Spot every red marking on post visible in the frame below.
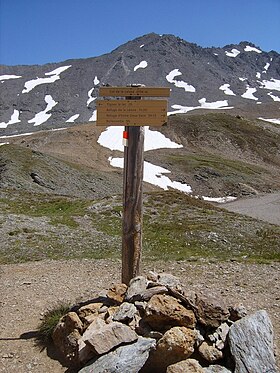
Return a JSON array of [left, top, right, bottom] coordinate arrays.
[[123, 131, 129, 139]]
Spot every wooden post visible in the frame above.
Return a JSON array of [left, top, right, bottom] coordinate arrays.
[[122, 122, 145, 285]]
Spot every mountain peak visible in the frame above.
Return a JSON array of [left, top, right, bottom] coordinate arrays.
[[0, 33, 279, 136]]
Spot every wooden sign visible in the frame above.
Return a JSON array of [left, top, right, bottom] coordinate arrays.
[[99, 86, 170, 97], [96, 99, 167, 126]]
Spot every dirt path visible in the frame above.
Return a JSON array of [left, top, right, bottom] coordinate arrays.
[[223, 192, 280, 226], [0, 259, 279, 372]]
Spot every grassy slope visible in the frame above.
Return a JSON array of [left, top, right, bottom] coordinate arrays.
[[0, 189, 279, 264], [146, 113, 280, 196], [1, 113, 280, 265]]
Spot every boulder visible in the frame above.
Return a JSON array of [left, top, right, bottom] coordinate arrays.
[[207, 322, 230, 350], [157, 272, 182, 289], [77, 303, 103, 320], [52, 311, 83, 364], [107, 283, 127, 304], [166, 358, 204, 372], [81, 318, 138, 355], [133, 285, 169, 302], [78, 336, 156, 373], [195, 293, 230, 328], [77, 303, 104, 325], [78, 339, 96, 365], [147, 326, 196, 371], [125, 276, 147, 302], [144, 294, 196, 331], [112, 302, 137, 323], [203, 365, 232, 372], [198, 341, 223, 363], [228, 310, 277, 373], [228, 303, 247, 322]]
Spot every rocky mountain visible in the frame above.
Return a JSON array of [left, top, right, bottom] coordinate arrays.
[[1, 33, 280, 136]]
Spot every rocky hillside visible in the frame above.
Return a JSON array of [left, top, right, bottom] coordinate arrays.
[[1, 113, 280, 199], [1, 33, 280, 136]]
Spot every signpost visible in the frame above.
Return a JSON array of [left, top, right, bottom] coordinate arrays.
[[97, 86, 170, 284], [97, 100, 167, 126]]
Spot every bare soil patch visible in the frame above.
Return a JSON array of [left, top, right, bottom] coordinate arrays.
[[0, 259, 279, 372]]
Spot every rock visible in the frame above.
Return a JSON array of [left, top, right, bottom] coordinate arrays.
[[135, 285, 169, 302], [228, 310, 277, 373], [78, 336, 156, 373], [147, 326, 196, 371], [144, 294, 196, 331], [168, 288, 197, 310], [166, 358, 204, 372], [82, 318, 138, 355], [207, 322, 230, 350], [195, 293, 230, 328], [107, 283, 127, 304], [147, 270, 158, 282], [105, 305, 119, 321], [203, 365, 232, 372], [198, 341, 223, 362], [134, 301, 147, 313], [229, 303, 247, 321], [157, 273, 182, 289], [77, 303, 103, 324], [78, 339, 96, 365], [113, 302, 137, 322], [125, 276, 148, 302], [52, 312, 83, 364]]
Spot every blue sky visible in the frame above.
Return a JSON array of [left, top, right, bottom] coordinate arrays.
[[0, 0, 279, 66]]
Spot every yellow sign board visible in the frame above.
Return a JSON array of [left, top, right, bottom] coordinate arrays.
[[99, 86, 170, 97], [96, 99, 167, 126]]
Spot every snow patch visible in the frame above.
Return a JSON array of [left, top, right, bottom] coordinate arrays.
[[239, 77, 247, 82], [66, 114, 80, 123], [168, 99, 232, 115], [0, 109, 21, 128], [93, 76, 100, 85], [225, 49, 240, 58], [98, 126, 189, 193], [241, 87, 258, 101], [28, 95, 58, 126], [0, 74, 22, 81], [166, 69, 196, 92], [268, 92, 280, 102], [259, 78, 280, 92], [219, 84, 236, 96], [97, 126, 183, 152], [0, 142, 9, 146], [263, 63, 270, 72], [87, 88, 97, 106], [259, 117, 280, 125], [108, 157, 192, 193], [89, 110, 97, 122], [134, 61, 148, 71], [256, 72, 261, 79], [140, 44, 144, 48], [244, 45, 262, 53], [22, 65, 71, 93], [202, 196, 237, 203]]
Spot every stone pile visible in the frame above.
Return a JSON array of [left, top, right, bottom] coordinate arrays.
[[52, 272, 278, 373]]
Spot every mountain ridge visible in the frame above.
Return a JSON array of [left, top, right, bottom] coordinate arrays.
[[1, 33, 279, 136]]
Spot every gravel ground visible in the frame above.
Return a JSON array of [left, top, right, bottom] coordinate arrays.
[[0, 259, 279, 372]]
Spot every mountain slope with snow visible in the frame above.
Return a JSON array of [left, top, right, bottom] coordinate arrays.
[[1, 112, 280, 199], [1, 33, 280, 136]]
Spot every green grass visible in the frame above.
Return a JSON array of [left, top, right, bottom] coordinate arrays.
[[36, 303, 71, 346], [0, 190, 279, 264], [1, 193, 90, 228]]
